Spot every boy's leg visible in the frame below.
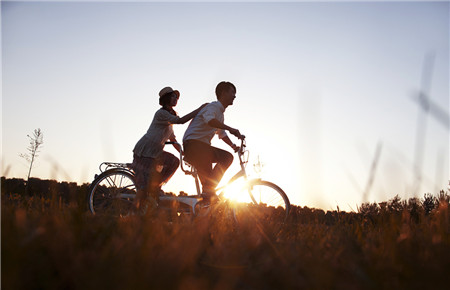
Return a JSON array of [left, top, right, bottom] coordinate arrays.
[[210, 148, 233, 190], [183, 140, 214, 193], [183, 140, 233, 195]]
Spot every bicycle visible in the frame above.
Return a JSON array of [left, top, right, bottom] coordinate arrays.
[[87, 137, 290, 222]]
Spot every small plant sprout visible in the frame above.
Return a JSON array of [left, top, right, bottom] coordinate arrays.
[[20, 128, 44, 182]]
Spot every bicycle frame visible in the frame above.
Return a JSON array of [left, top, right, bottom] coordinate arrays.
[[215, 140, 251, 197], [90, 136, 289, 218], [93, 138, 250, 214], [167, 137, 250, 196], [155, 138, 249, 214]]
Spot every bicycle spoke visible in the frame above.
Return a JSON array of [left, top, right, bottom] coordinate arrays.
[[88, 169, 137, 216], [233, 180, 290, 223]]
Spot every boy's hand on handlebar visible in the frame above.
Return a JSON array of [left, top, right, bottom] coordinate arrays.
[[231, 144, 240, 153], [229, 128, 243, 139]]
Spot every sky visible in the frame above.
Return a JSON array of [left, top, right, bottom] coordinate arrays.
[[2, 0, 449, 211]]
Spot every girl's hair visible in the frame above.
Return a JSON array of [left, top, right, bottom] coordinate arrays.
[[215, 81, 236, 99], [159, 92, 176, 106]]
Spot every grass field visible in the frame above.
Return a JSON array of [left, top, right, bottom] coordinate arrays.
[[2, 182, 449, 289]]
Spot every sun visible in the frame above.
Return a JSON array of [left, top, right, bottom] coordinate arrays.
[[220, 178, 254, 204]]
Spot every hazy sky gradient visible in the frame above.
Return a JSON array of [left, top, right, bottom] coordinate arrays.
[[2, 1, 449, 210]]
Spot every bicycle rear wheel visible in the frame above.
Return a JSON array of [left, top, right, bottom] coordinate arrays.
[[233, 179, 290, 223], [88, 168, 136, 216]]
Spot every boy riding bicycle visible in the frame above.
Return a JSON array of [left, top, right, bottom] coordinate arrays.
[[183, 81, 243, 202]]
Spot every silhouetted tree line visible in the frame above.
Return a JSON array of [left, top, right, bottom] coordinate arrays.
[[2, 177, 448, 224], [1, 177, 89, 205], [288, 191, 449, 226], [289, 205, 359, 225]]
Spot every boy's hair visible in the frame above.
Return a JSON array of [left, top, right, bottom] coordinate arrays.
[[215, 81, 236, 99]]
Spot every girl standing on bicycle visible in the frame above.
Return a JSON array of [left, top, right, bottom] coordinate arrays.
[[132, 86, 206, 210]]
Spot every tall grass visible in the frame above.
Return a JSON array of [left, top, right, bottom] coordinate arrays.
[[2, 186, 449, 289]]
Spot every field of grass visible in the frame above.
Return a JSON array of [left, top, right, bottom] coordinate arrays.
[[2, 179, 449, 289]]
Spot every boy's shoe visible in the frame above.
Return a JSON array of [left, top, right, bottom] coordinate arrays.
[[149, 188, 165, 198], [201, 192, 219, 204], [123, 204, 147, 217]]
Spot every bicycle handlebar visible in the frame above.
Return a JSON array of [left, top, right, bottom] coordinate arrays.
[[165, 135, 247, 175], [165, 135, 246, 157], [238, 135, 246, 155]]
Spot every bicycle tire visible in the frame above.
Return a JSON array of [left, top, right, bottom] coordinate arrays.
[[233, 179, 290, 223], [88, 168, 137, 216]]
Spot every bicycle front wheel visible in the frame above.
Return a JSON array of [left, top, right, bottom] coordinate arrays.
[[88, 168, 136, 216], [234, 179, 290, 223]]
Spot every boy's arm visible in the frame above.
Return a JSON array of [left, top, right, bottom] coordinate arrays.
[[207, 119, 242, 139], [221, 135, 239, 152], [208, 119, 242, 152]]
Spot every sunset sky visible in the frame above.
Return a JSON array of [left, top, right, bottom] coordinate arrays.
[[2, 0, 448, 210]]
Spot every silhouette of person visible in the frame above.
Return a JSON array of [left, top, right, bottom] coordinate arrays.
[[183, 81, 243, 201], [132, 87, 205, 209]]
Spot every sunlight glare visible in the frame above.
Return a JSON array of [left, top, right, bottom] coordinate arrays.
[[221, 178, 253, 204]]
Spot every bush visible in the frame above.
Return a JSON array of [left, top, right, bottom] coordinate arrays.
[[2, 178, 449, 289]]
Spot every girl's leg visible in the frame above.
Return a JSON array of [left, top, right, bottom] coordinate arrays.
[[158, 151, 180, 185], [131, 154, 156, 209]]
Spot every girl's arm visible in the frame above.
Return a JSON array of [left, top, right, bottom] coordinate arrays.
[[174, 103, 208, 124], [169, 136, 182, 153]]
